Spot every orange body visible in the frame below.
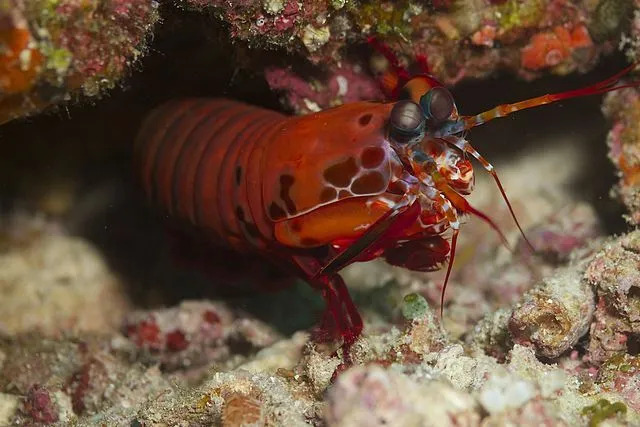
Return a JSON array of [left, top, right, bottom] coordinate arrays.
[[134, 55, 636, 354], [135, 98, 472, 264], [134, 96, 474, 350]]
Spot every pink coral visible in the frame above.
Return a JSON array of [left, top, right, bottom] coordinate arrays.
[[23, 385, 59, 423], [123, 300, 281, 371], [265, 63, 382, 114]]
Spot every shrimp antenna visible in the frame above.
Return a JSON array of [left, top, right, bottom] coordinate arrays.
[[440, 228, 457, 319], [438, 63, 640, 136], [441, 185, 511, 251], [442, 136, 536, 252]]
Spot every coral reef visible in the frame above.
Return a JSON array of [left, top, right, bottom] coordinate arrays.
[[189, 0, 614, 79], [509, 266, 595, 359], [2, 0, 640, 426], [264, 63, 382, 114], [2, 0, 635, 120], [189, 0, 635, 112], [0, 212, 131, 336], [585, 230, 640, 364], [123, 300, 282, 371], [325, 366, 480, 426], [602, 87, 640, 225], [1, 131, 640, 425], [0, 333, 172, 424], [0, 0, 158, 123]]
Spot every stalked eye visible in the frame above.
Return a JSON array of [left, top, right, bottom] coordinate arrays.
[[388, 100, 425, 144], [420, 86, 454, 126]]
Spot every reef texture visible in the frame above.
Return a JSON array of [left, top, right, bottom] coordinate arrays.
[[192, 0, 623, 74], [603, 86, 640, 225], [3, 1, 640, 426], [0, 0, 158, 124], [2, 0, 635, 120], [0, 212, 131, 336], [123, 300, 282, 372], [585, 231, 640, 364], [2, 154, 640, 424], [225, 0, 633, 113]]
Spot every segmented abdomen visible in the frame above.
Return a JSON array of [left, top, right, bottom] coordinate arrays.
[[134, 98, 287, 251]]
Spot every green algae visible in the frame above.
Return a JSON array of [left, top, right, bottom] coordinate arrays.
[[581, 399, 627, 427], [402, 293, 429, 320], [350, 1, 416, 39], [496, 0, 546, 33]]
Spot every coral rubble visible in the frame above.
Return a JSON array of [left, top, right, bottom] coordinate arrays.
[[2, 0, 640, 426], [0, 213, 131, 336], [0, 0, 158, 123], [123, 300, 282, 371], [603, 87, 640, 225], [196, 0, 631, 112], [190, 0, 610, 79]]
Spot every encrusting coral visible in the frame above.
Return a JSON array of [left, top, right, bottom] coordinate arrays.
[[2, 0, 640, 426], [602, 87, 640, 225], [0, 0, 158, 123]]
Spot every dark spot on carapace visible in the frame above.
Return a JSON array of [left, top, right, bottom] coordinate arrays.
[[361, 146, 386, 169], [319, 187, 337, 203], [235, 206, 245, 221], [338, 189, 351, 199], [279, 174, 297, 215], [358, 114, 373, 126], [290, 220, 302, 232], [245, 222, 260, 239], [269, 202, 287, 220], [236, 205, 260, 239], [351, 171, 386, 194], [235, 166, 242, 185], [323, 157, 358, 187], [301, 237, 321, 247], [386, 180, 405, 195]]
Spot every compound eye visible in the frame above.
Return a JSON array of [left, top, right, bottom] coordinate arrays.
[[420, 86, 454, 125], [389, 100, 425, 144]]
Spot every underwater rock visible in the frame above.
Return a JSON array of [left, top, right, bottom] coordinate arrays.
[[585, 230, 640, 363], [0, 393, 20, 425], [586, 296, 632, 365], [196, 0, 629, 112], [467, 308, 513, 362], [509, 266, 595, 359], [0, 334, 171, 424], [396, 297, 447, 358], [586, 230, 640, 332], [481, 399, 566, 427], [147, 370, 315, 427], [325, 365, 481, 426], [520, 25, 593, 71], [0, 214, 131, 336], [598, 0, 636, 49], [123, 300, 282, 371], [237, 331, 309, 374], [264, 63, 382, 115], [300, 345, 343, 396], [602, 87, 640, 225], [0, 0, 159, 123], [596, 354, 640, 414], [198, 0, 611, 76], [522, 202, 602, 264]]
